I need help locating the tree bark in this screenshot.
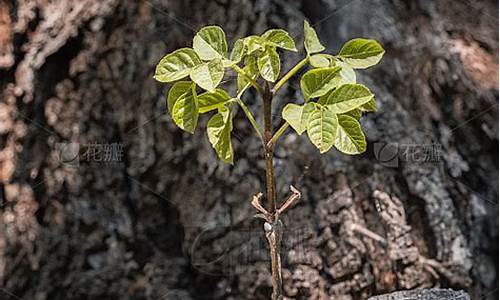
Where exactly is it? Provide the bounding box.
[0,0,497,299]
[368,288,470,300]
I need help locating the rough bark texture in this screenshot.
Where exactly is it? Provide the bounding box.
[368,288,470,300]
[0,0,498,299]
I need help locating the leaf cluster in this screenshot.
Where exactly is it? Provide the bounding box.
[154,21,384,162]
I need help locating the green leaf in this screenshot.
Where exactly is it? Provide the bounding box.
[154,48,202,82]
[339,62,356,84]
[193,25,228,60]
[244,35,266,54]
[198,89,231,113]
[230,38,245,63]
[338,38,384,69]
[320,83,374,114]
[309,56,357,84]
[317,90,332,105]
[222,59,234,68]
[361,97,377,112]
[334,114,366,154]
[282,102,315,135]
[258,46,280,82]
[304,20,325,54]
[207,107,234,164]
[343,109,362,120]
[307,104,338,153]
[262,29,297,52]
[171,83,198,133]
[309,54,334,68]
[300,67,342,100]
[189,59,224,91]
[237,56,259,92]
[167,81,193,113]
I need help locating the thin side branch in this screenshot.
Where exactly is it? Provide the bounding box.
[231,64,264,96]
[267,122,289,149]
[236,98,264,144]
[266,57,309,148]
[272,57,309,94]
[277,185,301,216]
[237,81,252,98]
[251,192,271,220]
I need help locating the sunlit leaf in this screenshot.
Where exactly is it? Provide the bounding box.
[167,81,193,113]
[198,89,231,113]
[207,107,234,163]
[154,48,202,82]
[258,46,280,82]
[307,104,338,153]
[190,59,224,91]
[338,38,385,69]
[304,20,325,54]
[334,114,366,154]
[244,35,266,54]
[262,29,297,52]
[309,56,357,84]
[171,83,198,133]
[309,54,334,68]
[339,62,356,84]
[193,25,228,60]
[319,83,373,114]
[230,38,245,63]
[282,102,315,135]
[300,67,341,100]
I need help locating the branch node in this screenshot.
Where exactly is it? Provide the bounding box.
[251,192,272,221]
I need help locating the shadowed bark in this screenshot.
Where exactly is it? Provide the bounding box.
[0,0,497,299]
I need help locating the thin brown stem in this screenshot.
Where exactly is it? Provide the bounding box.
[265,220,283,300]
[263,82,276,215]
[260,60,307,297]
[261,81,283,299]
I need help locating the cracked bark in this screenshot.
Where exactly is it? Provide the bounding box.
[0,0,497,299]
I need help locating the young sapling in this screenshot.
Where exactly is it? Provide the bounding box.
[154,21,384,299]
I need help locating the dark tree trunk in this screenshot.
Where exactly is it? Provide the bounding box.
[0,0,497,299]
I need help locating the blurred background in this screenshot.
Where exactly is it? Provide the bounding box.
[0,0,498,299]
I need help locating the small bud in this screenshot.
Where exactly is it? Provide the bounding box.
[264,222,272,232]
